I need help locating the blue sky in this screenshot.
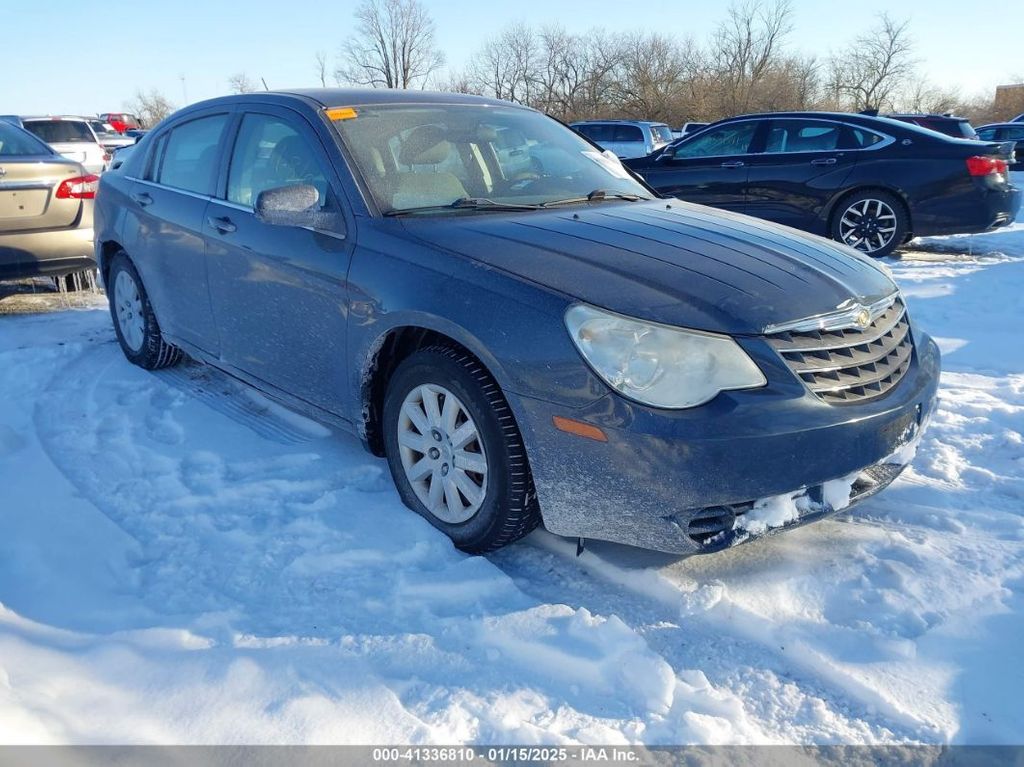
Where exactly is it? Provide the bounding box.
[3,0,1019,114]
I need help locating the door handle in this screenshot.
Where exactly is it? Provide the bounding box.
[720,160,745,168]
[811,158,837,165]
[131,191,153,206]
[207,215,236,234]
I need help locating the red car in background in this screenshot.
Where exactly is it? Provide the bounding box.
[98,112,143,134]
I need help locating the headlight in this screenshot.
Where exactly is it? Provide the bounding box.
[564,304,766,409]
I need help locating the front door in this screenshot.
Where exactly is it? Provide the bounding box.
[203,108,353,415]
[636,120,761,211]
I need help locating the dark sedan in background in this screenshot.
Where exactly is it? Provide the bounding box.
[976,123,1024,168]
[626,112,1020,257]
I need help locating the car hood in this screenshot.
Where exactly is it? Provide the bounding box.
[398,200,898,335]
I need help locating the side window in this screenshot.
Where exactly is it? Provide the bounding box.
[1003,127,1024,140]
[144,133,168,181]
[672,122,758,159]
[156,114,228,196]
[763,120,841,154]
[846,127,886,149]
[578,124,614,143]
[227,114,330,208]
[976,128,998,141]
[613,125,644,143]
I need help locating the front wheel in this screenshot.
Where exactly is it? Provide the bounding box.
[382,346,540,553]
[831,191,908,258]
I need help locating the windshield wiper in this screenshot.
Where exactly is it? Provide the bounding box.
[539,189,650,208]
[384,197,543,216]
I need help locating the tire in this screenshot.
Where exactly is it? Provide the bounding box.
[830,190,908,258]
[107,252,182,370]
[382,345,540,554]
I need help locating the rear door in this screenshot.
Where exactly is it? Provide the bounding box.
[742,118,858,230]
[203,106,353,413]
[124,109,231,354]
[635,119,761,211]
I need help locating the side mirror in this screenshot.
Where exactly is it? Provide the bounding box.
[255,184,321,227]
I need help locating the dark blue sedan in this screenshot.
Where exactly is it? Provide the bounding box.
[94,90,940,555]
[627,112,1020,257]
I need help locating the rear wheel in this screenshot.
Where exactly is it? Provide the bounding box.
[831,190,908,258]
[382,346,540,553]
[108,252,182,370]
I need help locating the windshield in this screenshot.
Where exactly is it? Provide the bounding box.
[330,104,649,214]
[24,120,94,144]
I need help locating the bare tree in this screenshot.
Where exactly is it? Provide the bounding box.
[228,72,257,94]
[314,51,329,87]
[336,0,445,89]
[126,88,175,127]
[828,14,916,111]
[710,0,794,115]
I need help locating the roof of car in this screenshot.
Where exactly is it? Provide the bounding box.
[887,113,968,120]
[977,122,1023,129]
[20,115,91,122]
[570,119,670,126]
[272,88,513,108]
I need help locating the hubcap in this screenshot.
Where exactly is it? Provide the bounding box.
[114,270,145,352]
[839,198,898,254]
[397,384,488,524]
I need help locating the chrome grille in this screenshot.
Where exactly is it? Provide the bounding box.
[767,298,913,404]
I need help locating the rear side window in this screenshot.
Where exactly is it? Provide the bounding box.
[155,114,228,195]
[227,114,329,208]
[23,120,93,144]
[612,125,644,142]
[846,127,886,148]
[672,121,758,159]
[575,124,613,142]
[764,120,841,153]
[0,122,53,156]
[1002,126,1024,140]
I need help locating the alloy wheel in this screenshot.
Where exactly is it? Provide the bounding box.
[397,383,488,524]
[114,270,145,352]
[838,198,898,254]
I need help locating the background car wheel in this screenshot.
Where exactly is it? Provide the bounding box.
[382,345,540,554]
[107,252,182,370]
[831,190,908,258]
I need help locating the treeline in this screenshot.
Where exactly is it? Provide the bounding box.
[332,0,1018,127]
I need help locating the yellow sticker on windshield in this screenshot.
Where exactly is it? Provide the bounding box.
[326,107,358,121]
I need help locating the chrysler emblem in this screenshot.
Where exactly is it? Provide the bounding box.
[0,167,6,177]
[855,308,872,328]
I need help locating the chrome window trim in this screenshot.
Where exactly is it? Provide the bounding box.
[128,176,213,202]
[669,116,896,161]
[763,292,900,335]
[128,179,348,241]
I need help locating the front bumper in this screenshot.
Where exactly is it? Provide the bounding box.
[513,330,940,555]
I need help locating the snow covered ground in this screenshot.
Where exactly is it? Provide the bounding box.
[1,220,1022,745]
